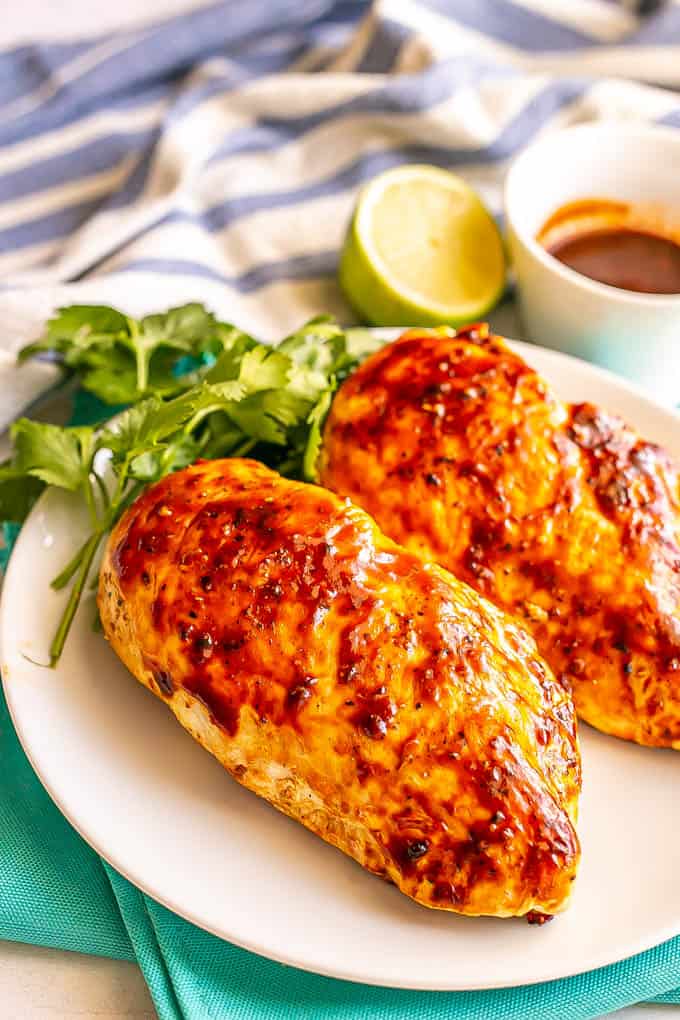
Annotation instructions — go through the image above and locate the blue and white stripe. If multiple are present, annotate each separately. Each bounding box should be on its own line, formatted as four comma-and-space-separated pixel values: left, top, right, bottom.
1, 0, 680, 338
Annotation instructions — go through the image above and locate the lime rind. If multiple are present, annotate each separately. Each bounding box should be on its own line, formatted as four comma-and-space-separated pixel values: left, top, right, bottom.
339, 165, 507, 327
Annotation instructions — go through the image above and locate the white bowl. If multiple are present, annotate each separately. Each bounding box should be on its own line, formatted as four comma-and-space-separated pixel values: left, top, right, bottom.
504, 122, 680, 406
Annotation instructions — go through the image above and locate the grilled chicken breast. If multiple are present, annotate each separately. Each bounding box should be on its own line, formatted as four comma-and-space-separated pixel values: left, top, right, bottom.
99, 457, 580, 918
321, 324, 680, 749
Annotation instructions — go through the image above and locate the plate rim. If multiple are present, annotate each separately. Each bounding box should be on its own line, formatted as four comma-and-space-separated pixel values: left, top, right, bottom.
3, 328, 680, 991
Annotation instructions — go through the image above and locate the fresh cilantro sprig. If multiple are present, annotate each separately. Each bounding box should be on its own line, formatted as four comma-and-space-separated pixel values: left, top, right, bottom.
18, 302, 252, 404
4, 309, 358, 665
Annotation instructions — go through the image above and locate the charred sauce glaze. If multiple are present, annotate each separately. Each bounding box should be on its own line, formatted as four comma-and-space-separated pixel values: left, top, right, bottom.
321, 322, 680, 745
115, 489, 380, 737
384, 734, 575, 908
110, 458, 578, 914
112, 472, 418, 743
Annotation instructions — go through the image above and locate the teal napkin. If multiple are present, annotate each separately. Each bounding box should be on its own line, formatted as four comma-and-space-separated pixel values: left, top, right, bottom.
2, 392, 680, 1019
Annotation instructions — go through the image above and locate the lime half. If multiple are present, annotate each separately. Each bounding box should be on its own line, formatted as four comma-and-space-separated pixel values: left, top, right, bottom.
339, 165, 506, 326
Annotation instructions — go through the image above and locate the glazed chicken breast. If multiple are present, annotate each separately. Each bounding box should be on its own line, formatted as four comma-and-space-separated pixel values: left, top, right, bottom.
321, 324, 680, 749
99, 457, 580, 918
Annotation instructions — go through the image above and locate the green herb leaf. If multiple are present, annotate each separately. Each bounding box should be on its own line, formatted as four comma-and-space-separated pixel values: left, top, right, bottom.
19, 305, 129, 364
138, 303, 218, 346
303, 389, 334, 481
0, 468, 45, 524
123, 304, 218, 395
236, 346, 291, 393
75, 346, 141, 405
9, 307, 365, 666
9, 419, 95, 491
19, 303, 236, 405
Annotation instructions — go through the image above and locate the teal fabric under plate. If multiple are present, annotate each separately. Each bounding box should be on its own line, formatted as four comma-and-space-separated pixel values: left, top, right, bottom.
1, 393, 680, 1019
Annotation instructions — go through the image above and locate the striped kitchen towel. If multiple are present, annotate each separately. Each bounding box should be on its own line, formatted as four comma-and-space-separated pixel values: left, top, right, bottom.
2, 0, 680, 348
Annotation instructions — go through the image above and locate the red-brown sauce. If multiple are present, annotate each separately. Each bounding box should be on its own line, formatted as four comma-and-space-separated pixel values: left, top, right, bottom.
537, 198, 680, 295
548, 229, 680, 295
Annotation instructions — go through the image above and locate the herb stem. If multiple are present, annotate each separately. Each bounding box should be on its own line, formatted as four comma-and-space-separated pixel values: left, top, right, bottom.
49, 531, 103, 667
92, 469, 110, 513
127, 317, 148, 396
110, 455, 132, 511
113, 480, 145, 521
231, 437, 257, 458
83, 474, 100, 530
50, 533, 94, 591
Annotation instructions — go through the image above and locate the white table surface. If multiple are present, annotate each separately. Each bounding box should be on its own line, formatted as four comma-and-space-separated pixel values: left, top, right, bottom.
0, 943, 155, 1018
0, 940, 678, 1020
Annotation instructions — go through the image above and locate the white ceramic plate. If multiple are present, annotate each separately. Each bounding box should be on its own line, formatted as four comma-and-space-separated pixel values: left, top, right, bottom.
2, 332, 680, 992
